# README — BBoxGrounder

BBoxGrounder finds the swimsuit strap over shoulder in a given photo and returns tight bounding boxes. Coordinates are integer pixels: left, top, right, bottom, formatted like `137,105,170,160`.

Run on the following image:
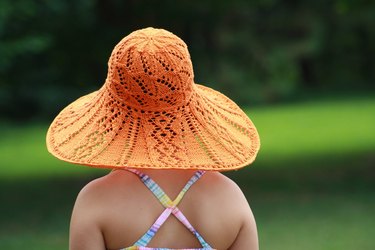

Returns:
120,169,214,250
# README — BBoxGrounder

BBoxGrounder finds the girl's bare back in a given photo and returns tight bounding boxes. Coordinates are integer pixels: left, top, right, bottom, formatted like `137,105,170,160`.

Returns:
70,170,258,250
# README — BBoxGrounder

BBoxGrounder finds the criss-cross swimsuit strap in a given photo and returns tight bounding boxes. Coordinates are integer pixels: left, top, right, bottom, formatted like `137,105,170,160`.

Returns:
125,169,212,248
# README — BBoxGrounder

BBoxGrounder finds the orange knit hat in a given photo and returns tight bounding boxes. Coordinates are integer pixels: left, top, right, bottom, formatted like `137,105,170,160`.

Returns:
46,27,260,171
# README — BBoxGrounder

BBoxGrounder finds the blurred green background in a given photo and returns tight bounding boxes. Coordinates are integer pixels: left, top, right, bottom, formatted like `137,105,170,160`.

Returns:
0,0,374,249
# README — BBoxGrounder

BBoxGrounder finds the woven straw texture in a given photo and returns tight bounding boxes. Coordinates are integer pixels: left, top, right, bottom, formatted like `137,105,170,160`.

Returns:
46,27,260,171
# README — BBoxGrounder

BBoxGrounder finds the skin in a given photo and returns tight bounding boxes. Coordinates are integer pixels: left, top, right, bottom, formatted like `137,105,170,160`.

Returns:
70,169,258,250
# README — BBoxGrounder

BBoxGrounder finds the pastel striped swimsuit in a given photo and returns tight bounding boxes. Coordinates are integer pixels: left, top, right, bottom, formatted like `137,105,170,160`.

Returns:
118,169,214,250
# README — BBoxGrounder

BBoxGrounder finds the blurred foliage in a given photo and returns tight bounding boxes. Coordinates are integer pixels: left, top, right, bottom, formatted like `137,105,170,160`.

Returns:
0,0,374,121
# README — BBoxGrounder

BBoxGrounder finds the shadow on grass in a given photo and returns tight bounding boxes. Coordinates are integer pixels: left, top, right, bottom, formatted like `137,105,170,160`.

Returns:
227,152,375,192
0,173,100,250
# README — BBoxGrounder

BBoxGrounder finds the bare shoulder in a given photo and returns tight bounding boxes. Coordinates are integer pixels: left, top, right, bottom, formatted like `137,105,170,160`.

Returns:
202,171,252,209
196,172,259,250
69,174,112,250
75,175,109,202
69,170,138,250
75,170,132,201
73,170,141,219
71,171,129,223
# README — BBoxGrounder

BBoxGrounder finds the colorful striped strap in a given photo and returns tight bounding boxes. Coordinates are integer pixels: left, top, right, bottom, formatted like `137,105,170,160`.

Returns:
125,169,211,248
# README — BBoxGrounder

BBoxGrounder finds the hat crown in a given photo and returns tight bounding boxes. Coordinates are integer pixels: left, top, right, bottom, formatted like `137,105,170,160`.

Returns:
106,27,194,110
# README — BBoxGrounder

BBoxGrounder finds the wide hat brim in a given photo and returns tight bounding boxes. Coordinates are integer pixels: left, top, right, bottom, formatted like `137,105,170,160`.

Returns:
46,83,260,171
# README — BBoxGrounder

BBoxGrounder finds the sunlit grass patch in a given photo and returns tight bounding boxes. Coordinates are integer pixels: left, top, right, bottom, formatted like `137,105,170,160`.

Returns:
247,96,375,168
0,96,374,178
0,124,107,178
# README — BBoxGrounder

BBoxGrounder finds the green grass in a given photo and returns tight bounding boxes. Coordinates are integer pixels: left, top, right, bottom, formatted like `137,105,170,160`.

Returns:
1,96,374,178
0,96,374,249
0,124,108,178
253,190,375,250
247,96,375,168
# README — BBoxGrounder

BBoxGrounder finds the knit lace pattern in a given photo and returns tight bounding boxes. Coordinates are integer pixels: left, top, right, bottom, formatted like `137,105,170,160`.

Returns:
46,27,260,171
